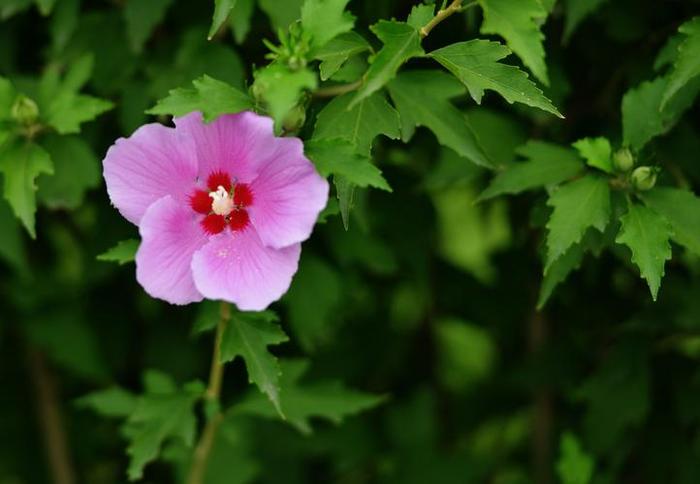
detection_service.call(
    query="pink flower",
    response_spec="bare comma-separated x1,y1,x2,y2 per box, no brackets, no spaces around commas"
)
103,111,329,310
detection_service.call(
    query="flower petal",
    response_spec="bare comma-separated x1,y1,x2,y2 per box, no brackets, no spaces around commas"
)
191,227,301,311
247,136,329,248
174,111,274,184
136,196,208,305
103,122,198,225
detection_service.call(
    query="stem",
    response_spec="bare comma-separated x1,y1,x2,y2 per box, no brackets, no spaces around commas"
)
313,79,362,98
27,348,76,484
420,0,473,38
187,302,230,484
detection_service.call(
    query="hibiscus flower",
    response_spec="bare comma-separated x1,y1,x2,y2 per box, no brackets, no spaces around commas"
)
103,111,329,310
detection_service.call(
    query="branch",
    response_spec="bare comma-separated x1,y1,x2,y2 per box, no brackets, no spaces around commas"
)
187,302,230,484
420,0,474,38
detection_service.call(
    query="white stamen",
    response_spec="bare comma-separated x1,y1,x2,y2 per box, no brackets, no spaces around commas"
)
209,185,234,216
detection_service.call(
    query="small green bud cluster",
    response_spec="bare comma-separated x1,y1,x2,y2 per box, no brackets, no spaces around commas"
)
11,94,39,125
631,166,658,191
263,23,311,71
613,148,634,172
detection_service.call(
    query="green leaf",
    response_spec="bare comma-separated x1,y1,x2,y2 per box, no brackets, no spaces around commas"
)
77,387,138,418
0,76,17,119
616,201,672,300
301,0,355,51
572,137,613,174
209,0,237,40
305,138,391,191
406,3,434,30
314,31,370,81
388,71,492,167
545,175,610,270
477,0,549,84
147,75,253,122
314,91,400,155
49,0,79,52
124,0,173,52
556,432,595,484
37,135,99,209
334,175,354,230
429,39,562,117
642,187,700,256
563,0,608,41
257,0,304,31
191,300,221,335
0,138,53,238
252,65,317,129
537,242,585,309
622,75,700,150
234,359,384,434
661,17,700,109
46,93,113,135
479,141,583,200
219,311,289,415
124,372,204,480
229,0,254,44
97,239,139,265
349,21,424,108
285,254,342,351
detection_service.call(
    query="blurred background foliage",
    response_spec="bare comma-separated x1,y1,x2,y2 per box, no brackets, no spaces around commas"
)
1,0,700,483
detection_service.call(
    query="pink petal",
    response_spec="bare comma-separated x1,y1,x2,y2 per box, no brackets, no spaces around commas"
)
174,111,274,184
191,227,301,311
103,122,198,225
247,136,329,248
136,196,208,305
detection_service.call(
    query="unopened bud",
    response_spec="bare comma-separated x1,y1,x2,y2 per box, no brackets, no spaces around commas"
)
631,166,657,191
282,104,306,132
613,148,634,172
11,95,39,125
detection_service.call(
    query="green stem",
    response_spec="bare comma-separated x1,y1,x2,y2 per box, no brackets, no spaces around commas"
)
313,79,363,98
186,302,230,484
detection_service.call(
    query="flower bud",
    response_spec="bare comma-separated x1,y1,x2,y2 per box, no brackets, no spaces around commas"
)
11,95,39,125
613,148,634,172
631,166,657,191
282,104,306,133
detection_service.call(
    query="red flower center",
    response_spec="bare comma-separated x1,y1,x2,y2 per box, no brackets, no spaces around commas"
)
189,171,253,235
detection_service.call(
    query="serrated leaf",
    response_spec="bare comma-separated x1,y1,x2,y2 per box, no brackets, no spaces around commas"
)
545,175,610,270
219,311,288,415
97,239,139,265
209,0,237,40
0,197,27,272
258,0,304,30
622,75,700,150
147,74,253,122
538,241,585,309
314,91,399,155
388,70,492,167
429,39,562,117
572,137,613,174
406,3,434,30
0,138,53,238
301,0,355,51
124,0,173,52
477,0,549,84
556,432,595,484
616,201,672,300
642,187,700,257
563,0,608,42
234,359,384,434
37,135,99,209
229,0,254,44
661,17,700,109
77,387,138,418
124,374,204,480
252,65,317,129
350,21,424,108
306,138,391,191
314,32,370,81
479,141,583,200
46,93,113,135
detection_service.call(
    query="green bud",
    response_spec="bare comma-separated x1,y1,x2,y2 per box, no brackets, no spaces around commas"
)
282,104,306,133
613,148,634,172
11,95,39,125
631,166,657,191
